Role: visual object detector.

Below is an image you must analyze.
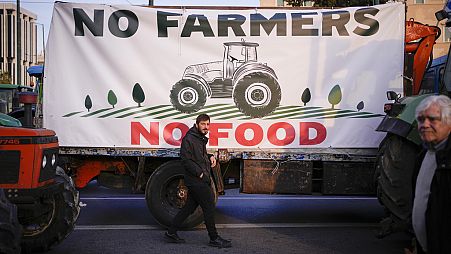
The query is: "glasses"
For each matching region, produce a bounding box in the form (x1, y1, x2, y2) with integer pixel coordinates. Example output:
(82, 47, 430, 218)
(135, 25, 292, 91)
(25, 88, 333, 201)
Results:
(416, 115, 441, 123)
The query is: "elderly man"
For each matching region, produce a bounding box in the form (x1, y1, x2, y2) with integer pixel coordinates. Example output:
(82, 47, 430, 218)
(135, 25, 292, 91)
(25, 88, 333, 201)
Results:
(411, 95, 451, 254)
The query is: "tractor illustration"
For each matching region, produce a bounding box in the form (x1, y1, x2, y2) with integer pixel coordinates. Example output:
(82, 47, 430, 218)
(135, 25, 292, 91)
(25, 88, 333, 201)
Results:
(169, 40, 281, 118)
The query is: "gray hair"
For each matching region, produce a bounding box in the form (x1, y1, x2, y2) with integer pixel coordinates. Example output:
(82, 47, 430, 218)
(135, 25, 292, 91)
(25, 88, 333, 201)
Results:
(415, 95, 451, 125)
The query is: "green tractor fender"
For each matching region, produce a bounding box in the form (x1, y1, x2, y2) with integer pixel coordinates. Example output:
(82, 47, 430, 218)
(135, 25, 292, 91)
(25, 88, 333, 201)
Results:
(0, 112, 22, 127)
(376, 94, 433, 145)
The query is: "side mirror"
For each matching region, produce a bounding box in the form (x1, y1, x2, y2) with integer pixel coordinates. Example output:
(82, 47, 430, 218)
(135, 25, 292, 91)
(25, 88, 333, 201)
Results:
(386, 91, 399, 102)
(435, 10, 448, 21)
(436, 0, 451, 21)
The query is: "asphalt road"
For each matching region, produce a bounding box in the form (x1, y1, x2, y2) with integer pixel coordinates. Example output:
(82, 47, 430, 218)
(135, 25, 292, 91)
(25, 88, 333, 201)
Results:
(47, 182, 411, 254)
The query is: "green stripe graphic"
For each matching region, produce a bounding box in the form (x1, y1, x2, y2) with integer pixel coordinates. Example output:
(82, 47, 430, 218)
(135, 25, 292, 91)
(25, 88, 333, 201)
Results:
(81, 108, 112, 117)
(62, 111, 83, 117)
(62, 104, 382, 120)
(116, 105, 172, 118)
(98, 106, 140, 118)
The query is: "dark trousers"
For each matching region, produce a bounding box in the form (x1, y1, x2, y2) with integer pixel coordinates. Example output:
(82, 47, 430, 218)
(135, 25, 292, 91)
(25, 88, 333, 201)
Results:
(168, 182, 218, 240)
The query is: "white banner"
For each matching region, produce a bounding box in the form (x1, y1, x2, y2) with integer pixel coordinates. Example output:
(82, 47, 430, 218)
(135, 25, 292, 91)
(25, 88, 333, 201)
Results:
(44, 2, 405, 149)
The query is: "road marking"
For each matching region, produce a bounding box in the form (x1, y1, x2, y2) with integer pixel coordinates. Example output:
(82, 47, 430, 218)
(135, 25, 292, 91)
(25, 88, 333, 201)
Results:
(75, 223, 378, 231)
(220, 197, 377, 200)
(76, 225, 161, 230)
(80, 196, 377, 201)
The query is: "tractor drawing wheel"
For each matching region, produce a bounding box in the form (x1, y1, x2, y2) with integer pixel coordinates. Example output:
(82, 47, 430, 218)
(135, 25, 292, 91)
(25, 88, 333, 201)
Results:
(233, 72, 281, 118)
(374, 134, 420, 238)
(145, 160, 217, 229)
(21, 167, 80, 252)
(0, 189, 21, 254)
(170, 79, 208, 113)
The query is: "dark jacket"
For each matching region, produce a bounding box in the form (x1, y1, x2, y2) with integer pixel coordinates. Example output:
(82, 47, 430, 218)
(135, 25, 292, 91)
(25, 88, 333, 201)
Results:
(412, 135, 451, 254)
(180, 125, 213, 186)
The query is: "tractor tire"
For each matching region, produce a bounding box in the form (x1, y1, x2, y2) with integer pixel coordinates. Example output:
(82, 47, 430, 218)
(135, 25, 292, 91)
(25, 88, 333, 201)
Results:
(21, 167, 80, 252)
(145, 160, 217, 229)
(170, 79, 207, 113)
(0, 189, 21, 254)
(375, 134, 420, 237)
(233, 72, 281, 118)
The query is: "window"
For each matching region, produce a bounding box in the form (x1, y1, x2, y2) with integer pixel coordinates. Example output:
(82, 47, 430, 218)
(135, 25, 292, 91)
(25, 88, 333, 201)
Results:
(0, 10, 3, 63)
(415, 0, 425, 3)
(419, 70, 435, 94)
(277, 0, 284, 6)
(444, 25, 451, 42)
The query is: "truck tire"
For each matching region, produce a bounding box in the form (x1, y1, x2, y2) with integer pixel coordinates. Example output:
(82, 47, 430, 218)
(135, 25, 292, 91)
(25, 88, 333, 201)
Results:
(0, 189, 21, 254)
(145, 160, 217, 229)
(21, 167, 80, 252)
(170, 79, 207, 113)
(233, 72, 281, 118)
(375, 134, 420, 237)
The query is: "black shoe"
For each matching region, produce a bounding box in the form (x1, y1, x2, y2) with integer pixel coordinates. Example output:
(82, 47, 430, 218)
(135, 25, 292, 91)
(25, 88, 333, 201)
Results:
(209, 236, 231, 248)
(164, 232, 186, 243)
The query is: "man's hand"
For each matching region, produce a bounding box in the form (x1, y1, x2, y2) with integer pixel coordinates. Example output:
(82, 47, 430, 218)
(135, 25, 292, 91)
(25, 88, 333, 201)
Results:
(210, 156, 217, 168)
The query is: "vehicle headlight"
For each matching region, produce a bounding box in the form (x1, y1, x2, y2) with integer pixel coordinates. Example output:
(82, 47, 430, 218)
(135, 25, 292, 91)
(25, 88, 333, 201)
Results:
(51, 154, 56, 166)
(42, 155, 47, 168)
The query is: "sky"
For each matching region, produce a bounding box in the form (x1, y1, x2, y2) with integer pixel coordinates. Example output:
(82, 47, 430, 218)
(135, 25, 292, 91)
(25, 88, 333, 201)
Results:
(4, 0, 260, 54)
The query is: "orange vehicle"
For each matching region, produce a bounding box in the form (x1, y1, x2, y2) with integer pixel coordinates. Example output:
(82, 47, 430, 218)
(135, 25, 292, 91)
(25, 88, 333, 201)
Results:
(0, 93, 80, 252)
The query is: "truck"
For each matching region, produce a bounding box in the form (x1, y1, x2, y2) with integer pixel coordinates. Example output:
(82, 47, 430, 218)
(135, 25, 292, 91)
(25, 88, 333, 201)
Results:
(39, 1, 447, 230)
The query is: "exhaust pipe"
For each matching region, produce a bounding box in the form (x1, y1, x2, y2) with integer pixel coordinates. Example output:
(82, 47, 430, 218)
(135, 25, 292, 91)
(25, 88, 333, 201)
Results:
(18, 92, 37, 128)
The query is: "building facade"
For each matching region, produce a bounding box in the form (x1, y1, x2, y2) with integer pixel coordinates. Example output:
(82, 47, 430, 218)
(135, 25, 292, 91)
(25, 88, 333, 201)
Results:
(406, 0, 450, 58)
(0, 3, 38, 86)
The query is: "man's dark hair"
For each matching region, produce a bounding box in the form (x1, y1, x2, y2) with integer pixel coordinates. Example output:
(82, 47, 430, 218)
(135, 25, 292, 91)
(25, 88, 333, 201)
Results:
(196, 114, 210, 124)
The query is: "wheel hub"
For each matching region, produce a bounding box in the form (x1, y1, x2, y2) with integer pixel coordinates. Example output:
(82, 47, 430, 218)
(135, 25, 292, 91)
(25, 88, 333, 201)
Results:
(21, 196, 56, 237)
(177, 185, 188, 200)
(178, 87, 198, 106)
(245, 83, 271, 106)
(165, 179, 188, 209)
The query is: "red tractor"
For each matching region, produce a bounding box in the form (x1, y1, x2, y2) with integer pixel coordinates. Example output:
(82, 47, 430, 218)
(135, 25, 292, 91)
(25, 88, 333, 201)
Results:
(0, 92, 80, 253)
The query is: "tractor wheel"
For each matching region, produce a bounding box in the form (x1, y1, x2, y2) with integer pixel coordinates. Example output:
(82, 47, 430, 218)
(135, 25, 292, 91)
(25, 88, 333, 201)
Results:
(233, 72, 281, 118)
(0, 189, 21, 254)
(170, 79, 207, 113)
(21, 167, 80, 252)
(145, 160, 217, 229)
(374, 134, 420, 238)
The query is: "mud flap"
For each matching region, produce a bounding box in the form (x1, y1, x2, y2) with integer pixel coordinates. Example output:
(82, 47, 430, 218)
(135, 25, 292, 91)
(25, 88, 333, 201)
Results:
(210, 163, 224, 194)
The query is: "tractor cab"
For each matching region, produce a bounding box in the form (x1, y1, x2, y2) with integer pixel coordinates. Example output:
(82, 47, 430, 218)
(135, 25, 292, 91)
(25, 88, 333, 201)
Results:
(0, 84, 33, 115)
(223, 41, 258, 79)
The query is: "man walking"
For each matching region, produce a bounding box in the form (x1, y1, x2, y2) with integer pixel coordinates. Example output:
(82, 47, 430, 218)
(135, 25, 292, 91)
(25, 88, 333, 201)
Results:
(164, 114, 231, 248)
(411, 95, 451, 254)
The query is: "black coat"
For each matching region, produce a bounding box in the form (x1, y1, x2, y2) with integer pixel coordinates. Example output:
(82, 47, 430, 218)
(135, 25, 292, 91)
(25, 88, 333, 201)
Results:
(413, 135, 451, 254)
(180, 125, 213, 186)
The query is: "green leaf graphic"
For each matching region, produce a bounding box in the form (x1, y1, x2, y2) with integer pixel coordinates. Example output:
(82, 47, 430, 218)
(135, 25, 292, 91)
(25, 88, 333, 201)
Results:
(328, 85, 342, 109)
(132, 83, 145, 107)
(108, 90, 118, 108)
(301, 88, 311, 106)
(85, 95, 92, 112)
(357, 101, 364, 111)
